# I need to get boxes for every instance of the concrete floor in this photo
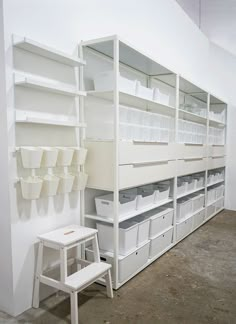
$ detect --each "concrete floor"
[1,210,236,324]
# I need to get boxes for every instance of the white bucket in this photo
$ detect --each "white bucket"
[57,174,75,194]
[71,147,88,165]
[41,174,59,196]
[72,172,88,191]
[20,176,43,200]
[20,146,43,169]
[40,147,59,168]
[56,147,74,166]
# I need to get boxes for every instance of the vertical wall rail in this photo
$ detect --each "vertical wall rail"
[113,37,120,289]
[205,93,210,218]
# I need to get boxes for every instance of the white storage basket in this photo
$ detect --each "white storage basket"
[96,221,138,255]
[40,147,58,168]
[132,215,150,246]
[94,70,137,95]
[72,172,88,191]
[71,147,88,165]
[136,81,153,100]
[177,180,187,197]
[177,198,192,222]
[191,194,205,213]
[56,147,74,166]
[136,187,155,209]
[155,182,170,203]
[144,207,174,238]
[207,188,216,205]
[57,174,75,194]
[207,204,215,218]
[41,175,59,197]
[20,146,43,169]
[95,192,137,218]
[20,176,43,200]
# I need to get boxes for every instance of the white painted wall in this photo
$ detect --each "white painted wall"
[1,0,236,316]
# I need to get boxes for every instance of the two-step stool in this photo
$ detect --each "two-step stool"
[32,225,113,324]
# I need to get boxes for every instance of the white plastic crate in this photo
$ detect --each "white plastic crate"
[177,180,187,197]
[155,182,170,203]
[144,207,174,238]
[41,174,59,197]
[149,227,173,259]
[184,176,195,191]
[95,192,137,218]
[177,198,193,222]
[193,175,204,188]
[96,221,138,255]
[20,176,43,200]
[136,81,153,100]
[215,185,224,199]
[191,194,205,213]
[132,215,150,246]
[124,187,155,210]
[20,146,43,169]
[94,70,137,95]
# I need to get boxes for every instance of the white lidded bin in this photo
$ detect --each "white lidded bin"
[132,215,150,246]
[136,81,153,100]
[72,172,88,191]
[40,147,58,168]
[94,70,137,95]
[57,173,75,194]
[207,204,215,218]
[71,147,88,165]
[20,146,43,169]
[86,241,150,283]
[177,198,193,222]
[149,227,173,259]
[193,210,205,230]
[56,147,74,166]
[41,174,59,197]
[176,216,193,241]
[20,176,43,200]
[96,221,138,255]
[144,207,174,238]
[95,192,137,218]
[191,193,205,212]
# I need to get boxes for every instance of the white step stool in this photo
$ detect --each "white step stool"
[32,225,113,324]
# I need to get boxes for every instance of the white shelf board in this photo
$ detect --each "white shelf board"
[14,73,86,97]
[177,186,205,199]
[85,198,173,224]
[13,35,86,67]
[207,195,224,207]
[87,90,176,116]
[207,179,224,188]
[15,110,86,128]
[179,109,207,124]
[209,119,225,127]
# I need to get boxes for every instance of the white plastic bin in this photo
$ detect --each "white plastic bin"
[20,146,43,169]
[132,215,150,246]
[149,227,173,259]
[95,192,137,218]
[57,174,75,194]
[155,182,170,203]
[94,70,137,95]
[207,204,215,218]
[40,147,58,168]
[96,221,138,255]
[136,187,155,209]
[144,207,174,238]
[20,176,43,200]
[176,217,193,241]
[41,174,59,197]
[72,172,88,191]
[56,147,74,166]
[153,88,170,106]
[71,147,88,165]
[177,180,187,197]
[136,81,153,100]
[177,198,192,222]
[207,188,216,205]
[193,210,205,229]
[191,193,205,213]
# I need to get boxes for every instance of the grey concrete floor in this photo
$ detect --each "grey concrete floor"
[1,210,236,324]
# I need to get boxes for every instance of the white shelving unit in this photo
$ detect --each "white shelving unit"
[80,35,227,290]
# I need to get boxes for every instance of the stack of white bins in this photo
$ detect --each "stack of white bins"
[119,105,172,143]
[178,120,207,144]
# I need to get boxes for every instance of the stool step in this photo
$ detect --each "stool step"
[65,263,111,290]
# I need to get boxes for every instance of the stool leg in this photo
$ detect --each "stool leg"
[32,241,44,308]
[105,269,113,299]
[70,291,79,324]
[92,234,100,263]
[60,247,68,283]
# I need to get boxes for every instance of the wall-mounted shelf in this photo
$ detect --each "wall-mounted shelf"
[14,73,86,97]
[15,110,86,128]
[87,90,176,116]
[209,119,225,127]
[13,35,86,67]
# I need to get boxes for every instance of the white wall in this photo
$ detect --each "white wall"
[1,0,236,316]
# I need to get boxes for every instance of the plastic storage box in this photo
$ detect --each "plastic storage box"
[96,221,138,255]
[95,192,137,218]
[149,227,173,259]
[136,81,153,100]
[20,176,43,200]
[177,198,192,222]
[20,146,43,169]
[153,88,170,105]
[155,182,170,203]
[144,207,174,238]
[132,215,150,246]
[177,179,188,197]
[191,193,205,213]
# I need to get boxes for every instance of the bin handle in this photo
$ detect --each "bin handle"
[183,157,203,161]
[131,160,169,167]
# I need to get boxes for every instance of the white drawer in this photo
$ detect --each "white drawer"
[193,210,205,230]
[176,216,193,241]
[119,160,176,189]
[208,145,225,157]
[86,241,150,283]
[119,142,177,165]
[177,144,207,159]
[177,158,207,176]
[149,227,173,259]
[208,156,226,170]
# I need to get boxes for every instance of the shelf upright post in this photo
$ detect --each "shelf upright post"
[113,36,120,289]
[205,93,210,218]
[173,74,179,243]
